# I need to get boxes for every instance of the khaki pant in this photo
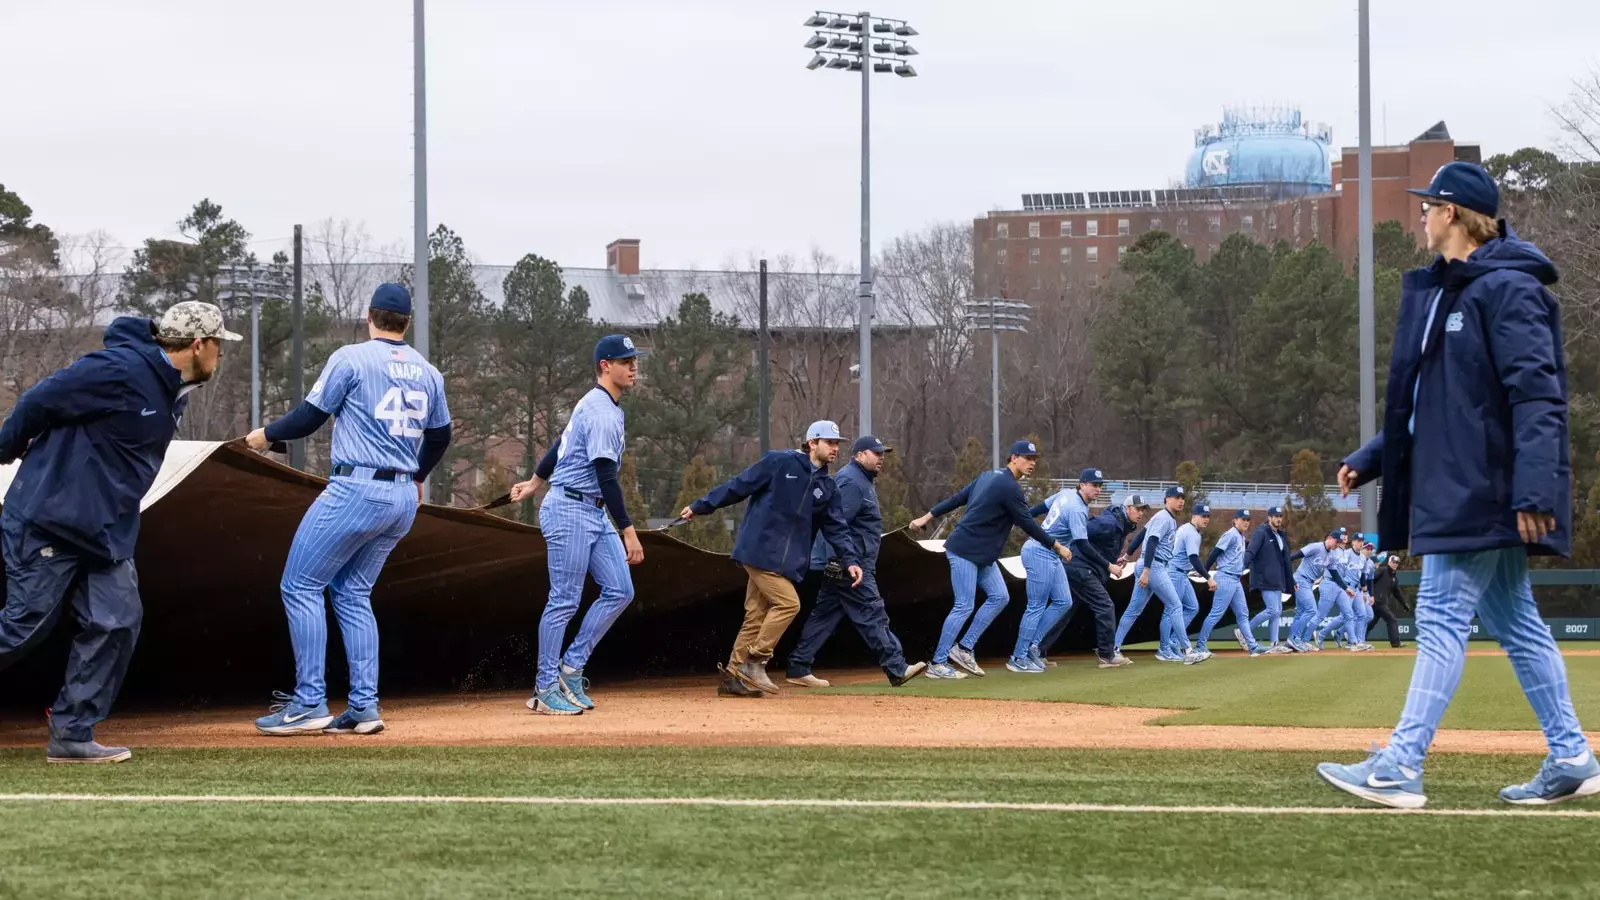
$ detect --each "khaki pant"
[729,566,801,665]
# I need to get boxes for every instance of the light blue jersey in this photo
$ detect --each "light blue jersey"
[1144,509,1177,566]
[549,386,626,496]
[1213,528,1246,577]
[1024,488,1088,552]
[1294,541,1334,587]
[307,339,449,473]
[1171,522,1202,571]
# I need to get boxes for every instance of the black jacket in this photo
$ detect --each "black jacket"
[809,459,882,572]
[1242,524,1294,592]
[930,469,1055,567]
[0,317,193,560]
[1345,229,1570,557]
[1373,564,1407,612]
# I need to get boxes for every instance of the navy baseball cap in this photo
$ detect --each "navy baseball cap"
[1164,486,1185,499]
[1235,509,1252,520]
[1406,161,1499,218]
[370,283,412,315]
[1078,467,1105,484]
[852,435,891,454]
[594,334,641,364]
[1267,505,1285,517]
[1009,439,1039,458]
[1193,503,1211,516]
[1328,529,1345,540]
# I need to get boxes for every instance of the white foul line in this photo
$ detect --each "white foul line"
[0,793,1596,818]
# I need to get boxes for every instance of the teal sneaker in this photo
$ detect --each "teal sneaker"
[526,685,583,716]
[1316,745,1426,809]
[255,691,333,736]
[1500,753,1600,806]
[559,667,595,710]
[324,705,385,735]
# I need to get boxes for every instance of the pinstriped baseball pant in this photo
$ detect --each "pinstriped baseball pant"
[537,490,634,691]
[935,552,1009,664]
[1198,574,1256,651]
[1386,547,1589,770]
[280,476,417,709]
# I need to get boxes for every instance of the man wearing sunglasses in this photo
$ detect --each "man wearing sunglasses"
[1319,161,1595,808]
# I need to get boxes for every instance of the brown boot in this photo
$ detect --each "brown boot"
[718,670,764,698]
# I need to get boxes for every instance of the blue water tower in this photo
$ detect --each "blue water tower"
[1185,106,1334,197]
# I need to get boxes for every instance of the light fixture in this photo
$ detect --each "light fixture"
[826,56,851,69]
[803,14,828,26]
[848,59,862,71]
[873,61,893,73]
[847,40,862,52]
[893,24,918,36]
[894,44,918,56]
[873,21,892,32]
[847,20,863,32]
[873,41,892,53]
[894,64,917,77]
[828,36,851,49]
[805,34,828,49]
[828,15,850,27]
[807,53,828,70]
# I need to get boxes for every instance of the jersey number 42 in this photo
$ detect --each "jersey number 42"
[374,387,429,438]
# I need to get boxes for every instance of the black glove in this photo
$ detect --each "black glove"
[822,557,848,583]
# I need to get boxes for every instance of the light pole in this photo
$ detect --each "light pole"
[963,297,1030,469]
[1357,0,1377,534]
[217,263,291,430]
[802,10,919,437]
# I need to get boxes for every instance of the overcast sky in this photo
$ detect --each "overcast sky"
[6,0,1598,272]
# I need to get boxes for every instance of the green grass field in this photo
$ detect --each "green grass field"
[833,651,1600,729]
[1,746,1598,899]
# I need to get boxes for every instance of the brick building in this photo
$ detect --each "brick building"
[972,120,1482,302]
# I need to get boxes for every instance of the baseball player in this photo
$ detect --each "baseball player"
[1310,531,1361,651]
[247,284,451,736]
[507,334,645,716]
[681,421,862,697]
[910,440,1070,679]
[0,302,235,762]
[1319,533,1375,651]
[1320,162,1597,808]
[1034,492,1148,665]
[1166,503,1212,662]
[785,435,926,688]
[1241,505,1295,653]
[1112,487,1195,662]
[1284,531,1351,653]
[1197,510,1265,656]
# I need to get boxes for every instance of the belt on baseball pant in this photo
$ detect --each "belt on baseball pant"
[331,464,412,483]
[560,487,605,509]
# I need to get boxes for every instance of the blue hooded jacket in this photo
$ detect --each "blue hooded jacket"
[1344,227,1570,557]
[0,317,193,560]
[691,449,859,583]
[809,459,882,573]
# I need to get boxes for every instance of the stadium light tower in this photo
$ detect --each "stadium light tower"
[1357,0,1377,535]
[963,298,1030,470]
[802,10,919,438]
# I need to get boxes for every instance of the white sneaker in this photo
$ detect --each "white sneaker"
[925,662,968,680]
[785,673,831,688]
[1182,649,1208,665]
[948,645,986,677]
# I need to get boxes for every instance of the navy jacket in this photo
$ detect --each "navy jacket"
[1345,229,1571,557]
[692,449,859,583]
[1077,505,1140,580]
[0,317,192,560]
[810,459,882,573]
[930,469,1055,567]
[1242,524,1294,592]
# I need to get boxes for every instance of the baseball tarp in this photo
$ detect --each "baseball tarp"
[0,442,1172,705]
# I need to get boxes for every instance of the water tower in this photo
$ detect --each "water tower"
[1185,106,1333,197]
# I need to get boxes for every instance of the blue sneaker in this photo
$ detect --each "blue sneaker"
[1316,746,1426,809]
[1154,650,1182,663]
[1027,644,1057,669]
[1248,646,1267,658]
[324,705,385,735]
[1500,753,1600,806]
[1005,656,1045,674]
[925,662,968,680]
[255,691,334,735]
[526,685,584,715]
[560,666,595,710]
[1312,630,1325,652]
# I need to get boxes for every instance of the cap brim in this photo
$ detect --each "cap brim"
[603,349,642,360]
[219,329,244,341]
[1404,188,1443,201]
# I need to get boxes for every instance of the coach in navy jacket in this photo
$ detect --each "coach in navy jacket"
[1342,226,1570,557]
[689,448,861,584]
[1242,507,1294,593]
[0,302,235,762]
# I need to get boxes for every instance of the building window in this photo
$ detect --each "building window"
[1059,220,1072,237]
[1241,215,1253,231]
[996,222,1009,240]
[1268,211,1278,230]
[1208,215,1221,234]
[1028,247,1039,265]
[1177,217,1189,234]
[998,248,1008,265]
[1028,220,1040,239]
[1089,272,1100,288]
[1293,206,1303,239]
[1117,245,1127,262]
[1086,220,1100,237]
[1060,246,1072,265]
[1118,218,1130,236]
[790,348,809,382]
[1086,246,1099,264]
[1033,275,1042,291]
[1311,206,1320,236]
[1151,217,1162,230]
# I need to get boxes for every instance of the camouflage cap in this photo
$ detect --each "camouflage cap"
[158,301,243,342]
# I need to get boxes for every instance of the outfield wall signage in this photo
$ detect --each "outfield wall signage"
[1211,617,1600,643]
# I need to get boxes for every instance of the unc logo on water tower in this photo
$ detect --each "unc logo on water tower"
[1202,148,1231,177]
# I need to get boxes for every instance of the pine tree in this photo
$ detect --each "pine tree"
[618,450,650,528]
[1283,449,1337,545]
[874,451,914,531]
[672,455,734,552]
[1174,459,1222,544]
[938,436,990,535]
